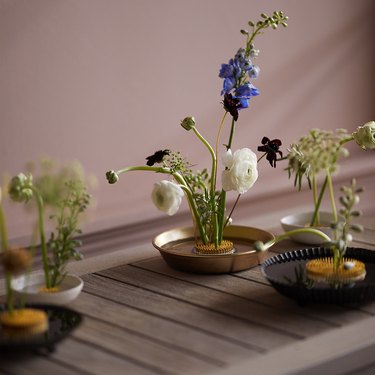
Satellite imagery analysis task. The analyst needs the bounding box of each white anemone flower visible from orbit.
[221,148,258,194]
[151,180,184,216]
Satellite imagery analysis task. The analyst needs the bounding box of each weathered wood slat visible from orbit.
[72,316,219,375]
[133,257,372,326]
[70,292,258,364]
[97,265,335,338]
[48,338,156,375]
[81,273,296,350]
[0,356,77,375]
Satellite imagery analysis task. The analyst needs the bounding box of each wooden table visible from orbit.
[1,217,375,375]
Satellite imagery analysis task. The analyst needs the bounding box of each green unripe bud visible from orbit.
[106,170,119,184]
[8,173,34,203]
[180,116,196,131]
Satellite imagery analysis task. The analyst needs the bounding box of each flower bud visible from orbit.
[106,170,119,184]
[254,240,267,252]
[8,173,33,203]
[1,247,32,275]
[352,121,375,150]
[180,116,196,131]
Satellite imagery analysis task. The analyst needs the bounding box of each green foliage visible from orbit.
[47,180,90,287]
[326,179,364,266]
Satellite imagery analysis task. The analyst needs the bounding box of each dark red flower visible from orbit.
[223,93,240,121]
[257,137,282,168]
[146,149,170,166]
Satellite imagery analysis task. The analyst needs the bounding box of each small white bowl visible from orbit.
[280,211,340,245]
[11,273,83,305]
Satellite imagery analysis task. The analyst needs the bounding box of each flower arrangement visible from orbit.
[6,159,91,290]
[257,178,366,283]
[286,121,375,228]
[106,11,288,254]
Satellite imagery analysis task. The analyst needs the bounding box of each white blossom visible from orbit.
[151,180,184,216]
[221,148,258,194]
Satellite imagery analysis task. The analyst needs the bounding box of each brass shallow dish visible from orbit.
[152,225,274,274]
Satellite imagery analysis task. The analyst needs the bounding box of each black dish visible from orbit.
[0,304,82,353]
[262,247,375,305]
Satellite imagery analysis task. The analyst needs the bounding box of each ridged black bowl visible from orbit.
[262,247,375,305]
[0,304,82,353]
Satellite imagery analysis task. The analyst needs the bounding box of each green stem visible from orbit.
[0,202,14,312]
[116,165,171,175]
[192,127,218,246]
[256,228,331,252]
[312,175,319,225]
[326,169,338,224]
[310,176,328,227]
[30,186,51,289]
[224,194,241,228]
[227,117,236,150]
[178,184,209,244]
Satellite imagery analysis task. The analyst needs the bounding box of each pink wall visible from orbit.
[1,0,374,241]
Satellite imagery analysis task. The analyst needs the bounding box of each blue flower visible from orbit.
[219,63,234,78]
[235,83,259,99]
[249,65,260,78]
[222,77,236,95]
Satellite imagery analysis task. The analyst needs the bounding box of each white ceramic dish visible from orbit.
[280,211,340,245]
[11,273,83,305]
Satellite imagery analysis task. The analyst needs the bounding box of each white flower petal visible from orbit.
[151,180,184,216]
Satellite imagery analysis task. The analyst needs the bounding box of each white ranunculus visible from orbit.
[151,180,184,216]
[221,148,258,194]
[352,121,375,150]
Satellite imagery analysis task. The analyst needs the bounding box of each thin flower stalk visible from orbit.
[0,200,13,312]
[30,186,51,289]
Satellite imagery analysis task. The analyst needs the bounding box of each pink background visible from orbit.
[0,0,374,242]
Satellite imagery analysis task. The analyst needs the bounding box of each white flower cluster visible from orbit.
[287,129,349,178]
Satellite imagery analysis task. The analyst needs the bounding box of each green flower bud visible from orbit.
[180,116,196,131]
[106,170,119,184]
[8,173,34,203]
[254,240,267,252]
[240,29,249,35]
[352,121,375,150]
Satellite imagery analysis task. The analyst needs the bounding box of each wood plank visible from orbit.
[81,273,296,351]
[72,316,219,375]
[48,337,156,375]
[97,265,335,337]
[214,316,375,375]
[70,292,258,364]
[133,258,372,326]
[0,355,77,375]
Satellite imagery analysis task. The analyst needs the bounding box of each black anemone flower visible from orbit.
[146,149,170,166]
[223,93,240,121]
[257,137,283,168]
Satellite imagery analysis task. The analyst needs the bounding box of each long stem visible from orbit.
[312,175,319,225]
[256,228,331,252]
[116,165,171,175]
[227,117,236,150]
[326,169,338,223]
[215,112,228,188]
[192,127,219,246]
[173,172,209,244]
[0,202,13,312]
[310,176,328,227]
[224,194,241,228]
[30,186,51,288]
